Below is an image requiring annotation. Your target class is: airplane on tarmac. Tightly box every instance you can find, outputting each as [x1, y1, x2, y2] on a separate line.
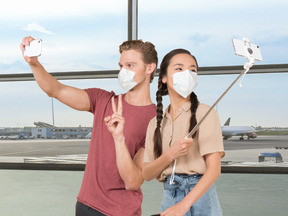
[221, 118, 259, 140]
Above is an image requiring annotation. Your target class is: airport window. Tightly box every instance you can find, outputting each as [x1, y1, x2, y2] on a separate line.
[0, 1, 287, 215]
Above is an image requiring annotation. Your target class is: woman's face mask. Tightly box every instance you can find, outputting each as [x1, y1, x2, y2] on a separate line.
[118, 68, 137, 92]
[173, 69, 198, 98]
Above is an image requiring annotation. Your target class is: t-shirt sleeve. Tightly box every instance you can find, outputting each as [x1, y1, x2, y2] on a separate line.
[197, 105, 225, 158]
[85, 88, 115, 114]
[143, 117, 157, 163]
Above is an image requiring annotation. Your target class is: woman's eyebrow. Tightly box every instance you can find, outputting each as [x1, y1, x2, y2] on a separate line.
[173, 63, 197, 67]
[173, 63, 184, 67]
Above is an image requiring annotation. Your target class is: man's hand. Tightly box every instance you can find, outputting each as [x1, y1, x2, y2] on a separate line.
[104, 95, 125, 138]
[20, 36, 39, 65]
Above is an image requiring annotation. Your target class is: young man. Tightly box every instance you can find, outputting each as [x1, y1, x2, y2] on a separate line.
[20, 37, 158, 216]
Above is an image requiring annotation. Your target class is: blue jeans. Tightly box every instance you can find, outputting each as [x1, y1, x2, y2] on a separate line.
[161, 174, 223, 216]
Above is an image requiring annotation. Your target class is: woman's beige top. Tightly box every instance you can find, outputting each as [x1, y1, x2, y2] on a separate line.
[144, 101, 225, 182]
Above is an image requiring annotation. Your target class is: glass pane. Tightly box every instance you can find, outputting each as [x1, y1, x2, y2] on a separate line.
[139, 0, 288, 66]
[0, 0, 127, 74]
[1, 170, 287, 215]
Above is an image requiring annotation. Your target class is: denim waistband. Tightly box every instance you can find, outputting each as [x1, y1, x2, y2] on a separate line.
[164, 174, 203, 191]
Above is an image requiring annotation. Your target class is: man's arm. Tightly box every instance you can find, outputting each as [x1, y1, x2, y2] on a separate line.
[104, 95, 144, 190]
[20, 36, 90, 111]
[114, 136, 145, 190]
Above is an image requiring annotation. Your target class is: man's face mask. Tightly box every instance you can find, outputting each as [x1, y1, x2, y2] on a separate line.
[118, 68, 137, 92]
[173, 69, 198, 98]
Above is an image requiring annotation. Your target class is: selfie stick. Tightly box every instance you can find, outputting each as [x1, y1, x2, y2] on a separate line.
[185, 38, 260, 138]
[169, 58, 254, 185]
[169, 38, 260, 186]
[185, 58, 254, 138]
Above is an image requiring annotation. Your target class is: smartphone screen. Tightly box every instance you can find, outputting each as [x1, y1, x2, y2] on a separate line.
[24, 39, 42, 57]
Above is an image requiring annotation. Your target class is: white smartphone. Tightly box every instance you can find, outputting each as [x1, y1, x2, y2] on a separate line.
[24, 39, 42, 57]
[232, 38, 262, 61]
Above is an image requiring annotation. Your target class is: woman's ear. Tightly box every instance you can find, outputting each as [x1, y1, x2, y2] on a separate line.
[162, 75, 167, 84]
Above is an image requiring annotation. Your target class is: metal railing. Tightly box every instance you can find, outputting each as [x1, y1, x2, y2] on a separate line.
[0, 63, 287, 82]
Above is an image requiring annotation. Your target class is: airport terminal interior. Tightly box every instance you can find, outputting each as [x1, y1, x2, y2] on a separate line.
[1, 0, 288, 215]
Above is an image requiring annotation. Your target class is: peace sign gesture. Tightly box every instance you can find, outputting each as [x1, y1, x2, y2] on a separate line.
[104, 94, 125, 138]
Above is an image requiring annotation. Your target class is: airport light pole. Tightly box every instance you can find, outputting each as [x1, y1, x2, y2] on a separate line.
[52, 98, 55, 138]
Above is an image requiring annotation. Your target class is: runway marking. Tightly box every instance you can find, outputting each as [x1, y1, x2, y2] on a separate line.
[24, 154, 88, 164]
[0, 149, 42, 156]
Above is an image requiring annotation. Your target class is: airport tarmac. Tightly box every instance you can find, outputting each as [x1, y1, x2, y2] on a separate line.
[0, 136, 288, 215]
[0, 135, 288, 173]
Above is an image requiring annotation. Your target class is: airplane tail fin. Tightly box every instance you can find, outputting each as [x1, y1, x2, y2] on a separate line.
[224, 117, 231, 126]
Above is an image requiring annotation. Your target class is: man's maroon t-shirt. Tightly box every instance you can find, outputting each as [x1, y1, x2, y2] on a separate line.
[77, 88, 156, 216]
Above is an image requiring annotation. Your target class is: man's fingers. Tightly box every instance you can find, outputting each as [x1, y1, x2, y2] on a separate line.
[22, 36, 33, 46]
[110, 114, 124, 123]
[21, 36, 35, 60]
[104, 116, 111, 123]
[111, 97, 117, 113]
[118, 94, 123, 115]
[112, 95, 124, 115]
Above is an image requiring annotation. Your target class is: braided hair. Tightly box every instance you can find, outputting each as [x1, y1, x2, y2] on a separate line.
[153, 49, 199, 159]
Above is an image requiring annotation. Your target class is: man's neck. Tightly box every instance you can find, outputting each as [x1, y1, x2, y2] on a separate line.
[124, 84, 153, 106]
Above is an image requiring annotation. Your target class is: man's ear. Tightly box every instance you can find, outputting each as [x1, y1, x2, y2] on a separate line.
[145, 62, 156, 75]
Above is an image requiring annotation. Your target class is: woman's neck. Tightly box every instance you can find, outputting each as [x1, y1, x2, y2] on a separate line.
[168, 92, 189, 120]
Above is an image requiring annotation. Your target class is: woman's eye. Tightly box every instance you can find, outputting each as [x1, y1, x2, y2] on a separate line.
[176, 68, 182, 71]
[128, 64, 133, 68]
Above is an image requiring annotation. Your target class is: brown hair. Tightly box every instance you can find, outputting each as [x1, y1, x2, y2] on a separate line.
[119, 40, 158, 82]
[153, 49, 199, 159]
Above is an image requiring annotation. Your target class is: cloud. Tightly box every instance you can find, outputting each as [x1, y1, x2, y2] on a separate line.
[0, 60, 28, 74]
[189, 34, 211, 44]
[22, 23, 53, 35]
[0, 0, 125, 20]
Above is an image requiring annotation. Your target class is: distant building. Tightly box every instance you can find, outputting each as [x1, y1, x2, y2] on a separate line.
[32, 122, 92, 139]
[0, 127, 32, 138]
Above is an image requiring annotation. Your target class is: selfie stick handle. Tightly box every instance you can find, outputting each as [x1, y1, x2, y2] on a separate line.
[185, 58, 254, 138]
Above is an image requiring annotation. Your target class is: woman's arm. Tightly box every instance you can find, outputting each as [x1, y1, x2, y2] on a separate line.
[160, 152, 222, 216]
[142, 137, 194, 181]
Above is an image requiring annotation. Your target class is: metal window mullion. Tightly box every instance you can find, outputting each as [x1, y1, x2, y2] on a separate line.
[128, 0, 138, 40]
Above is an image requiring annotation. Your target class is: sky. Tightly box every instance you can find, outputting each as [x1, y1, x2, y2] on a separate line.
[0, 0, 288, 128]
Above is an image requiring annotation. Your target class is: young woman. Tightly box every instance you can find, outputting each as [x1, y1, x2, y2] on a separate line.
[143, 49, 225, 216]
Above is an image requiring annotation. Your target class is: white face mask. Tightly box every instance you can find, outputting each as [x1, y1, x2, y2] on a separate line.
[173, 69, 198, 98]
[118, 68, 137, 92]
